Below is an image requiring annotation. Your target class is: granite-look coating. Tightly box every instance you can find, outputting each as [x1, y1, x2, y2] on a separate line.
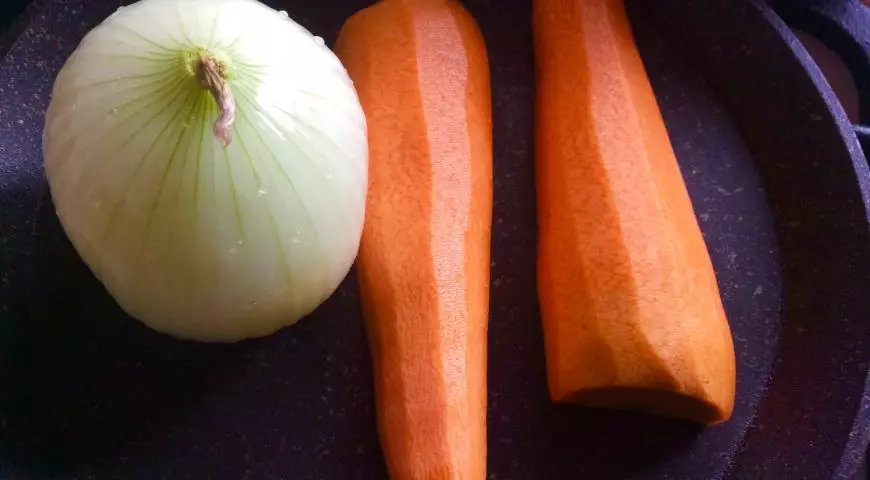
[640, 1, 870, 479]
[762, 1, 870, 478]
[0, 0, 867, 479]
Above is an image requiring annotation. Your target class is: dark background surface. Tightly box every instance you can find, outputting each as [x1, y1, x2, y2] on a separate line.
[0, 0, 869, 479]
[0, 1, 28, 27]
[0, 0, 30, 50]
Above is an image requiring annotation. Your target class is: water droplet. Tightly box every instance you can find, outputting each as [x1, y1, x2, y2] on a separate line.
[278, 10, 288, 17]
[324, 168, 334, 180]
[290, 229, 302, 245]
[237, 239, 244, 245]
[109, 107, 118, 115]
[257, 188, 267, 196]
[16, 119, 23, 125]
[313, 36, 324, 46]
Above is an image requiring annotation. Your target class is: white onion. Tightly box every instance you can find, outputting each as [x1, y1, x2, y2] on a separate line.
[42, 0, 369, 342]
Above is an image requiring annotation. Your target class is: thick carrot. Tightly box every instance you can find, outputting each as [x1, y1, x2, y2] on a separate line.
[533, 0, 736, 424]
[335, 0, 492, 477]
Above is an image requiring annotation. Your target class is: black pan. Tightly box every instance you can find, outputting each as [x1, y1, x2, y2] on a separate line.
[1, 0, 868, 478]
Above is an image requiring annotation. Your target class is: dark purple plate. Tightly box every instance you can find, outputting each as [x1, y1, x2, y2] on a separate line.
[1, 0, 869, 479]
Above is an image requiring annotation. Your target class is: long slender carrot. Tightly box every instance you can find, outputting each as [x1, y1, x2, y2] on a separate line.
[336, 0, 492, 477]
[533, 0, 736, 424]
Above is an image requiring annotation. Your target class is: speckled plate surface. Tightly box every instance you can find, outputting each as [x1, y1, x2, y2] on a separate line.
[1, 0, 869, 479]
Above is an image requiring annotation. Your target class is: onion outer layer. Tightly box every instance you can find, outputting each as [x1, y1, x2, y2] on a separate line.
[43, 0, 369, 342]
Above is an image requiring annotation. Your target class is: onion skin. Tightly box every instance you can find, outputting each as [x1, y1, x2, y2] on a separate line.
[42, 0, 369, 342]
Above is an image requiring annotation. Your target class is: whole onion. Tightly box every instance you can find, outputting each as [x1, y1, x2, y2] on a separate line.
[43, 0, 369, 342]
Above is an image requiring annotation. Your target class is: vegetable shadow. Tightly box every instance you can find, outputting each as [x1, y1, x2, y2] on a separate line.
[0, 184, 251, 478]
[542, 404, 703, 478]
[1, 181, 384, 480]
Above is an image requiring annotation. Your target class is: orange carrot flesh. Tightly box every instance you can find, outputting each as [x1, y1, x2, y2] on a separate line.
[336, 0, 492, 477]
[533, 0, 736, 424]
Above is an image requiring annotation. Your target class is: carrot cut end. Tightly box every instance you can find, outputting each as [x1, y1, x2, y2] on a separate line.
[555, 387, 733, 426]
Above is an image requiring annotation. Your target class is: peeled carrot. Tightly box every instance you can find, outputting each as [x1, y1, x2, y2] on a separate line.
[336, 0, 492, 477]
[532, 0, 736, 424]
